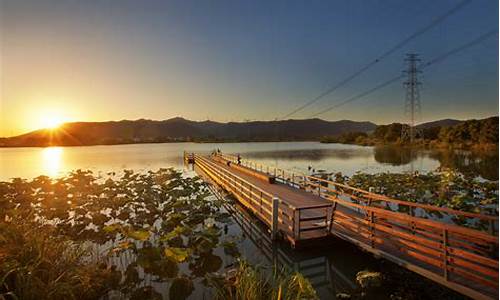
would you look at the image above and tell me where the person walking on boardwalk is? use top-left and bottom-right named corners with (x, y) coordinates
top-left (237, 154), bottom-right (241, 165)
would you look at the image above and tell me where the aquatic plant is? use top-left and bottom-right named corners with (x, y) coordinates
top-left (0, 168), bottom-right (318, 299)
top-left (0, 219), bottom-right (116, 300)
top-left (355, 270), bottom-right (383, 289)
top-left (346, 168), bottom-right (498, 214)
top-left (212, 260), bottom-right (318, 300)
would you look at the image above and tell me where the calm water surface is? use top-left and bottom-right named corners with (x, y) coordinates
top-left (1, 142), bottom-right (497, 181)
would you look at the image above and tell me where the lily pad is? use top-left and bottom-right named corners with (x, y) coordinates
top-left (164, 247), bottom-right (190, 263)
top-left (127, 229), bottom-right (151, 241)
top-left (169, 276), bottom-right (194, 300)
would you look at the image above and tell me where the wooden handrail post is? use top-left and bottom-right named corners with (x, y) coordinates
top-left (272, 197), bottom-right (279, 240)
top-left (249, 185), bottom-right (252, 204)
top-left (443, 228), bottom-right (449, 281)
top-left (260, 191), bottom-right (263, 214)
top-left (297, 209), bottom-right (302, 240)
top-left (328, 202), bottom-right (337, 233)
top-left (324, 206), bottom-right (329, 234)
top-left (369, 211), bottom-right (375, 248)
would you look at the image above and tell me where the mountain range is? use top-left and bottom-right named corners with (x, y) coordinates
top-left (0, 117), bottom-right (474, 147)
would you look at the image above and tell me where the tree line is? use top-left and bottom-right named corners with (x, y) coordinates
top-left (321, 116), bottom-right (498, 149)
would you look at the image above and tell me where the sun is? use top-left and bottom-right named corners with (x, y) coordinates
top-left (39, 112), bottom-right (65, 129)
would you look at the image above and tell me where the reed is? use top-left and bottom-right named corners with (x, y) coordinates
top-left (213, 260), bottom-right (318, 300)
top-left (0, 219), bottom-right (113, 300)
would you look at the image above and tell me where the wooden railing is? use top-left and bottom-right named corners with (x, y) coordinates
top-left (193, 154), bottom-right (332, 244)
top-left (217, 193), bottom-right (335, 293)
top-left (215, 152), bottom-right (499, 299)
top-left (194, 154), bottom-right (293, 242)
top-left (218, 152), bottom-right (498, 233)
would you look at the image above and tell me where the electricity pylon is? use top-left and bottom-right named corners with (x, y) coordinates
top-left (401, 53), bottom-right (423, 144)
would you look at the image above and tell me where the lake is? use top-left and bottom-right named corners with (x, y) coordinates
top-left (1, 141), bottom-right (497, 299)
top-left (1, 141), bottom-right (497, 181)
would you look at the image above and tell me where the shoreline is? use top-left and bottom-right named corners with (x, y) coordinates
top-left (320, 140), bottom-right (499, 151)
top-left (1, 138), bottom-right (498, 151)
top-left (0, 139), bottom-right (322, 149)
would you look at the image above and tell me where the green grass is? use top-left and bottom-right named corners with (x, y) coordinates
top-left (212, 260), bottom-right (318, 300)
top-left (0, 219), bottom-right (115, 300)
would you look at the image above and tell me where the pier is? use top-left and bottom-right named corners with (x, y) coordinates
top-left (185, 151), bottom-right (499, 299)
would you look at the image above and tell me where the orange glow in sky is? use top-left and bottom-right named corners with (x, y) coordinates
top-left (1, 1), bottom-right (497, 138)
top-left (39, 109), bottom-right (66, 129)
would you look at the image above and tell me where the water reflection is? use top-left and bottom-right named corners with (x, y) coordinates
top-left (244, 148), bottom-right (372, 162)
top-left (225, 201), bottom-right (379, 298)
top-left (41, 147), bottom-right (63, 177)
top-left (372, 146), bottom-right (499, 180)
top-left (430, 149), bottom-right (499, 181)
top-left (373, 146), bottom-right (415, 166)
top-left (0, 142), bottom-right (497, 181)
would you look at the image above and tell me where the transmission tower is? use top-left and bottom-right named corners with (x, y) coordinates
top-left (401, 53), bottom-right (423, 144)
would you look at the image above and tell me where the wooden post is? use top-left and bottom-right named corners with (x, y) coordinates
top-left (324, 206), bottom-right (328, 234)
top-left (328, 202), bottom-right (337, 233)
top-left (272, 197), bottom-right (279, 240)
top-left (259, 191), bottom-right (263, 214)
top-left (249, 185), bottom-right (252, 205)
top-left (297, 209), bottom-right (302, 240)
top-left (443, 228), bottom-right (448, 281)
top-left (369, 211), bottom-right (375, 248)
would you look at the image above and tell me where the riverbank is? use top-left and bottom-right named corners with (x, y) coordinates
top-left (321, 116), bottom-right (499, 151)
top-left (320, 138), bottom-right (499, 151)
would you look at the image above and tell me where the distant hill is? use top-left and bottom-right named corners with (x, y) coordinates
top-left (416, 119), bottom-right (463, 129)
top-left (0, 118), bottom-right (377, 147)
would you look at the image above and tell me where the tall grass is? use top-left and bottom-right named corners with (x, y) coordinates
top-left (213, 260), bottom-right (318, 300)
top-left (0, 219), bottom-right (114, 300)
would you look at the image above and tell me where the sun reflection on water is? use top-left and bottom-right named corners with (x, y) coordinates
top-left (42, 147), bottom-right (63, 177)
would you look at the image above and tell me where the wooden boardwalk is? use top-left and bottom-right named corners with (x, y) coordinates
top-left (186, 151), bottom-right (499, 300)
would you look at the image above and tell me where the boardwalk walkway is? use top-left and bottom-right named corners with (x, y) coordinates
top-left (186, 151), bottom-right (499, 300)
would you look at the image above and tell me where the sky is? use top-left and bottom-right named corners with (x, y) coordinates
top-left (0, 0), bottom-right (498, 137)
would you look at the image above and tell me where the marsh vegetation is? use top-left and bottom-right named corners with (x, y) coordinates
top-left (0, 169), bottom-right (322, 299)
top-left (0, 165), bottom-right (493, 299)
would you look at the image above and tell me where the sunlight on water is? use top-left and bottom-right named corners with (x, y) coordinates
top-left (41, 147), bottom-right (63, 177)
top-left (0, 142), bottom-right (496, 181)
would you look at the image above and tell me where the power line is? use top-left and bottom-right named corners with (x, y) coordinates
top-left (309, 75), bottom-right (404, 118)
top-left (420, 29), bottom-right (498, 69)
top-left (280, 0), bottom-right (471, 120)
top-left (309, 29), bottom-right (498, 118)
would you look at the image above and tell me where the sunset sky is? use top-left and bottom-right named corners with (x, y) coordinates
top-left (1, 0), bottom-right (498, 137)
